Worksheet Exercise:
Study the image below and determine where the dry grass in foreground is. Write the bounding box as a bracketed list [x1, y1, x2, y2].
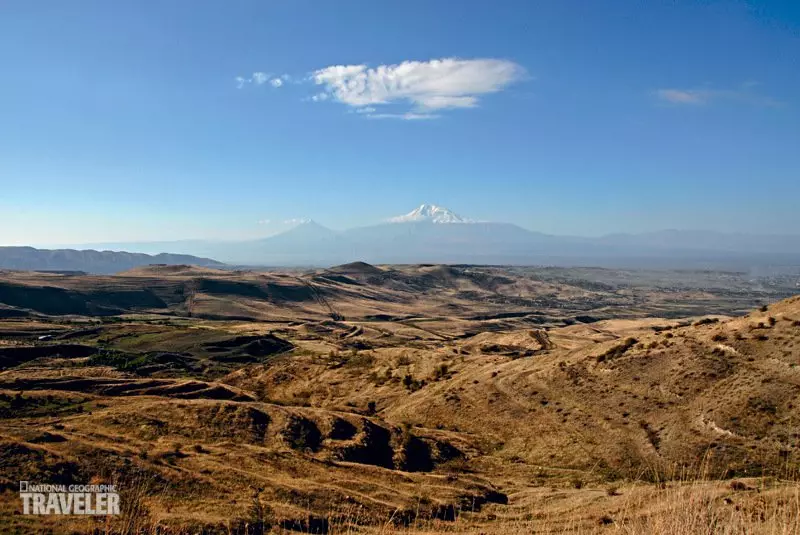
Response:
[19, 476, 794, 535]
[279, 479, 799, 535]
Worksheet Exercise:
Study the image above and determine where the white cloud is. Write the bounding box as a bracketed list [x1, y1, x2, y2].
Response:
[270, 78, 284, 88]
[236, 72, 272, 87]
[283, 217, 311, 225]
[656, 89, 707, 105]
[655, 85, 780, 107]
[257, 219, 271, 225]
[252, 72, 270, 85]
[310, 92, 329, 102]
[311, 58, 524, 117]
[416, 95, 477, 109]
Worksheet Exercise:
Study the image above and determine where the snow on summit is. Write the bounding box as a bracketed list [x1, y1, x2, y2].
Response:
[387, 204, 473, 224]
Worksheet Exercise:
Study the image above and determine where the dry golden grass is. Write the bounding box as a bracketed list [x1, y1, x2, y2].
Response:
[0, 268, 798, 533]
[16, 477, 796, 534]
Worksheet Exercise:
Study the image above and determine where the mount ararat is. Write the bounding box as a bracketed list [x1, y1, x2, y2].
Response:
[60, 204, 800, 271]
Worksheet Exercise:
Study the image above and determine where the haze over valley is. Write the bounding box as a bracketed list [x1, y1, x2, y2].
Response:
[37, 204, 800, 272]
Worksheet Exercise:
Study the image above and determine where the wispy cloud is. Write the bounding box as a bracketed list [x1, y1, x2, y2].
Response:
[311, 58, 525, 119]
[236, 72, 289, 89]
[367, 112, 440, 121]
[654, 84, 780, 107]
[656, 89, 707, 105]
[255, 217, 310, 229]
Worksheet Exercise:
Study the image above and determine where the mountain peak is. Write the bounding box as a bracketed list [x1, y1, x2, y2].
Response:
[388, 204, 472, 224]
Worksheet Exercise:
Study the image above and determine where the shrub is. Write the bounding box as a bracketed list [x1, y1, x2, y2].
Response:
[694, 318, 719, 326]
[432, 363, 449, 381]
[344, 352, 375, 369]
[597, 338, 638, 362]
[402, 374, 424, 391]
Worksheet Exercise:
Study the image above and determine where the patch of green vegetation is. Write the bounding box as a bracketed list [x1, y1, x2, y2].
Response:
[86, 349, 204, 378]
[86, 350, 157, 372]
[110, 330, 174, 349]
[0, 392, 90, 418]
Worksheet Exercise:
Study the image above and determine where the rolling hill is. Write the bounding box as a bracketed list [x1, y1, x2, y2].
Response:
[0, 264, 798, 533]
[0, 246, 225, 275]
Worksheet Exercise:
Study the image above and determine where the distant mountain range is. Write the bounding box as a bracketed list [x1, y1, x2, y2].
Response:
[0, 247, 224, 275]
[46, 204, 800, 271]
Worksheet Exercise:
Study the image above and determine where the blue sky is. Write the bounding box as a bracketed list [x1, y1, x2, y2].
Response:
[1, 0, 799, 245]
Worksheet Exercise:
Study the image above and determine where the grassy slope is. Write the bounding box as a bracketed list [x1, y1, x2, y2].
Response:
[0, 268, 797, 533]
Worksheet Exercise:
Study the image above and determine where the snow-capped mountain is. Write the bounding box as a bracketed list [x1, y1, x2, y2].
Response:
[387, 204, 473, 224]
[73, 204, 800, 269]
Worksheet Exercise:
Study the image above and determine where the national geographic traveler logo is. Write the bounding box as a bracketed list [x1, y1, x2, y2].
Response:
[19, 481, 120, 515]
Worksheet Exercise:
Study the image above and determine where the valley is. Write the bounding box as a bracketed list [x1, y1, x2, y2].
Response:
[0, 262, 799, 533]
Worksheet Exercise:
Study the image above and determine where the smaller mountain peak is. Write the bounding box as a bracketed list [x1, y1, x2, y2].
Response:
[283, 218, 333, 231]
[388, 204, 472, 224]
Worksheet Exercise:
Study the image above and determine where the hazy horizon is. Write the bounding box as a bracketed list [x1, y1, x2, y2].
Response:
[8, 202, 800, 250]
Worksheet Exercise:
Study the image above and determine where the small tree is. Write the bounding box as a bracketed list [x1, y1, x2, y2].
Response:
[247, 487, 273, 535]
[432, 363, 449, 381]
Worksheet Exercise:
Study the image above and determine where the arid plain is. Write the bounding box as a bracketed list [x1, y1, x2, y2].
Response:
[1, 262, 799, 534]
